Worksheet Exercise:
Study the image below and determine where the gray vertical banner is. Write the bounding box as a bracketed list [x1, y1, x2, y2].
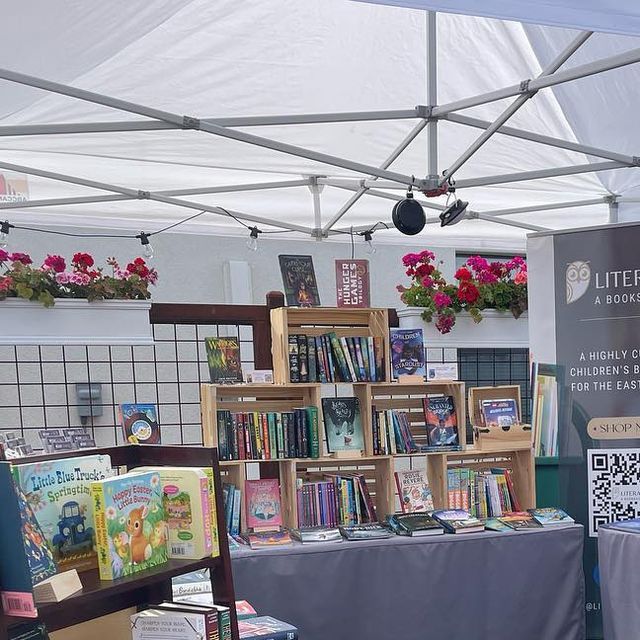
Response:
[549, 223, 640, 638]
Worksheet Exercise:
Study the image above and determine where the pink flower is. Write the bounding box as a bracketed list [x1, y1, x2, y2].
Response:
[421, 276, 434, 288]
[435, 313, 455, 334]
[402, 253, 421, 267]
[55, 272, 72, 285]
[477, 271, 498, 284]
[418, 250, 435, 261]
[70, 273, 90, 285]
[433, 291, 452, 309]
[514, 270, 528, 285]
[466, 256, 489, 272]
[0, 248, 9, 262]
[506, 256, 526, 271]
[42, 254, 66, 273]
[9, 252, 32, 265]
[0, 275, 12, 291]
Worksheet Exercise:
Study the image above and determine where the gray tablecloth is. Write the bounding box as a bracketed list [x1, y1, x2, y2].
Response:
[232, 525, 585, 640]
[599, 526, 640, 640]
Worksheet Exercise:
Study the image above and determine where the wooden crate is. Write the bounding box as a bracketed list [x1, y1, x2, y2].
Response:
[426, 446, 535, 510]
[468, 384, 532, 450]
[200, 382, 322, 450]
[270, 307, 390, 384]
[289, 456, 395, 528]
[355, 381, 466, 455]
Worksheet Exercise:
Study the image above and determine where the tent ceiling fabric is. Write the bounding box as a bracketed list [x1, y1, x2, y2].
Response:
[0, 0, 639, 249]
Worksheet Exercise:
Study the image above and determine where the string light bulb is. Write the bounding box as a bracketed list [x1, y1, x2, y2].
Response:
[246, 226, 262, 252]
[0, 220, 12, 249]
[137, 231, 154, 258]
[362, 229, 376, 255]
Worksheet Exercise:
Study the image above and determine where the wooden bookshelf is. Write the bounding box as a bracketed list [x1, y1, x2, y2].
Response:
[426, 445, 536, 510]
[201, 382, 322, 448]
[354, 381, 467, 455]
[270, 306, 390, 384]
[0, 445, 239, 639]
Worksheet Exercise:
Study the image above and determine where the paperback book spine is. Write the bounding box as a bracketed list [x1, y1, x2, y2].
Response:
[306, 406, 320, 459]
[288, 334, 300, 383]
[340, 337, 358, 382]
[315, 336, 328, 383]
[90, 482, 112, 581]
[297, 335, 309, 383]
[307, 336, 318, 383]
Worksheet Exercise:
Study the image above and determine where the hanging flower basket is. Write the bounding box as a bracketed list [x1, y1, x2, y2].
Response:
[0, 298, 153, 345]
[0, 250, 156, 345]
[397, 307, 529, 349]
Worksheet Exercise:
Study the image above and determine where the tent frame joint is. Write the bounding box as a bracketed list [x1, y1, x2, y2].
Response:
[137, 190, 151, 200]
[182, 115, 201, 130]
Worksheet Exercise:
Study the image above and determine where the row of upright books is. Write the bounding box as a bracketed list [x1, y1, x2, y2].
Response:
[288, 332, 385, 383]
[372, 409, 417, 455]
[447, 467, 520, 518]
[216, 408, 320, 461]
[296, 473, 377, 529]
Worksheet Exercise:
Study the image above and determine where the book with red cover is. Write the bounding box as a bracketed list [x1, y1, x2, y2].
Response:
[335, 259, 370, 308]
[244, 479, 282, 532]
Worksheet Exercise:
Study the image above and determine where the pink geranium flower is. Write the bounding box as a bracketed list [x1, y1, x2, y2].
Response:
[433, 291, 452, 309]
[42, 254, 66, 273]
[514, 270, 528, 285]
[9, 252, 32, 265]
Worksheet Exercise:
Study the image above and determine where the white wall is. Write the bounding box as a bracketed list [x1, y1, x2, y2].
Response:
[7, 226, 458, 307]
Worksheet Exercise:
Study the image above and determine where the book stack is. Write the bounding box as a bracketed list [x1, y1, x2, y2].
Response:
[288, 332, 384, 383]
[386, 512, 444, 537]
[297, 473, 377, 528]
[372, 409, 417, 454]
[223, 483, 242, 537]
[447, 467, 520, 518]
[216, 407, 320, 460]
[432, 509, 485, 534]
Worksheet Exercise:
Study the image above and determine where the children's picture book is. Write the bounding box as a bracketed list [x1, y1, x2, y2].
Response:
[321, 397, 364, 453]
[528, 507, 575, 528]
[278, 255, 320, 307]
[12, 454, 113, 572]
[423, 395, 459, 447]
[483, 518, 512, 532]
[244, 479, 282, 532]
[498, 512, 542, 530]
[91, 470, 168, 580]
[394, 469, 434, 513]
[389, 328, 425, 379]
[480, 398, 520, 430]
[134, 467, 213, 559]
[119, 404, 161, 445]
[0, 462, 57, 619]
[431, 509, 485, 534]
[335, 259, 370, 308]
[387, 513, 444, 537]
[244, 529, 292, 549]
[205, 336, 243, 384]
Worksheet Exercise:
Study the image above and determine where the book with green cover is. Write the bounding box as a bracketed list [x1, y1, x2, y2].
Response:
[205, 336, 243, 384]
[306, 406, 321, 459]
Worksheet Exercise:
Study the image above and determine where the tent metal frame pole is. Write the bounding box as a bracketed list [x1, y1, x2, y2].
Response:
[0, 159, 310, 233]
[331, 183, 446, 211]
[0, 179, 313, 211]
[474, 213, 550, 232]
[481, 197, 607, 217]
[0, 109, 425, 137]
[309, 176, 324, 239]
[608, 198, 619, 223]
[0, 67, 424, 188]
[426, 11, 438, 179]
[441, 31, 592, 184]
[433, 46, 640, 117]
[445, 113, 637, 165]
[454, 161, 628, 188]
[320, 119, 428, 233]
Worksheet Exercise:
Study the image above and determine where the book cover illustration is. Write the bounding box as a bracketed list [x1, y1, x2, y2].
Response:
[529, 507, 574, 527]
[483, 518, 512, 532]
[389, 328, 425, 378]
[238, 615, 298, 639]
[245, 529, 292, 549]
[498, 512, 542, 530]
[134, 467, 213, 559]
[321, 397, 364, 453]
[335, 259, 370, 308]
[432, 509, 484, 532]
[394, 469, 434, 513]
[120, 404, 161, 445]
[480, 398, 520, 430]
[423, 396, 459, 447]
[278, 255, 320, 307]
[205, 336, 243, 384]
[13, 455, 113, 572]
[245, 479, 282, 531]
[91, 471, 167, 580]
[391, 513, 443, 535]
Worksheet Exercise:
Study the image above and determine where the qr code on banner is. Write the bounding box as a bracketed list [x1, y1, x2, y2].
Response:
[588, 449, 640, 537]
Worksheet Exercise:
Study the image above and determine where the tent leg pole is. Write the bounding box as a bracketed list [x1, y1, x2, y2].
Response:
[608, 196, 620, 223]
[310, 177, 324, 240]
[426, 10, 438, 180]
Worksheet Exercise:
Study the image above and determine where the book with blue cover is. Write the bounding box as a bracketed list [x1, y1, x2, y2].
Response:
[528, 507, 574, 528]
[239, 616, 298, 639]
[389, 328, 425, 379]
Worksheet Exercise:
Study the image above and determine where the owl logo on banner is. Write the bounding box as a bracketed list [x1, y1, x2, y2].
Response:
[566, 260, 591, 304]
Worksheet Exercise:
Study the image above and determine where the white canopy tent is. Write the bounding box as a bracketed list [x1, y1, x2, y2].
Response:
[1, 0, 639, 251]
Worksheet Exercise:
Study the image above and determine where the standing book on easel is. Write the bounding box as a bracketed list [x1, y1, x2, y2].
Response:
[205, 336, 243, 384]
[243, 479, 291, 548]
[322, 397, 364, 454]
[278, 255, 320, 307]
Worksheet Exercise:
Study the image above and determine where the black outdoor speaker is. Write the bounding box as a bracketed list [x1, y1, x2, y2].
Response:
[392, 192, 426, 235]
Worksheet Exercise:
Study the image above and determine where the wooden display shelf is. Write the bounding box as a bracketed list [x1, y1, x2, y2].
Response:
[426, 446, 536, 511]
[201, 382, 322, 448]
[354, 381, 467, 455]
[282, 456, 395, 529]
[1, 445, 239, 639]
[270, 306, 390, 384]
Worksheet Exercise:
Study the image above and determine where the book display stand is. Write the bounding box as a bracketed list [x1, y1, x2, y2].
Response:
[200, 307, 537, 531]
[0, 445, 239, 640]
